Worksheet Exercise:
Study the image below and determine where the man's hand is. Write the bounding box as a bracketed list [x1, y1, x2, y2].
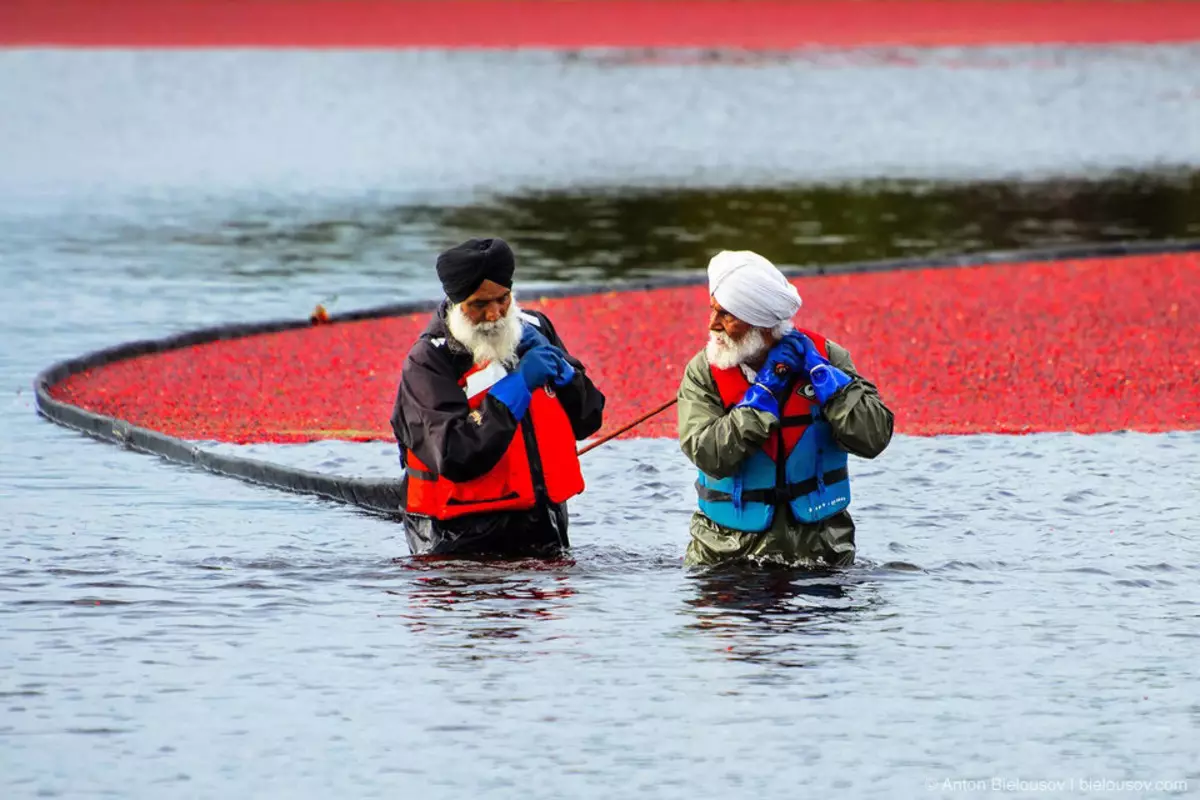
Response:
[515, 345, 561, 390]
[734, 335, 805, 418]
[790, 333, 852, 404]
[489, 343, 563, 420]
[755, 334, 807, 399]
[791, 332, 832, 374]
[549, 351, 576, 387]
[518, 323, 575, 388]
[518, 323, 550, 356]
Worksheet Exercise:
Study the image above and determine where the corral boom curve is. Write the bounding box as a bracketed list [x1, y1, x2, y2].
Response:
[34, 239, 1200, 517]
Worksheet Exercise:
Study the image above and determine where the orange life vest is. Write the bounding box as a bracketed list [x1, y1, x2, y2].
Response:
[405, 361, 585, 519]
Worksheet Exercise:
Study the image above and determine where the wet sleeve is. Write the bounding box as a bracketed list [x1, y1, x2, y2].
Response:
[390, 342, 522, 482]
[821, 341, 895, 459]
[537, 313, 606, 440]
[677, 352, 776, 479]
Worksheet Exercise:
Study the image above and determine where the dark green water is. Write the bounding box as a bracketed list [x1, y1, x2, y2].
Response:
[421, 169, 1200, 279]
[169, 169, 1200, 289]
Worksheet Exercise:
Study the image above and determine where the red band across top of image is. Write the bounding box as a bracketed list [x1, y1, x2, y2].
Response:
[48, 253, 1200, 443]
[3, 1, 1200, 49]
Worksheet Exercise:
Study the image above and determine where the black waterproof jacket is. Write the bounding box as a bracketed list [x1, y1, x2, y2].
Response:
[390, 302, 606, 558]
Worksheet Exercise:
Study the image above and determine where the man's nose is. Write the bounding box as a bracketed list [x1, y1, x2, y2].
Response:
[485, 304, 503, 322]
[708, 310, 723, 331]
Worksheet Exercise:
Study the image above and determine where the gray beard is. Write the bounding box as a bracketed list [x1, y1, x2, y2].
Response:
[705, 328, 768, 371]
[446, 299, 523, 367]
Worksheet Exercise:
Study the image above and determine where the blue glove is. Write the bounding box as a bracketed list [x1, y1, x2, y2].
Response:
[550, 351, 576, 387]
[518, 322, 550, 356]
[519, 324, 576, 388]
[792, 333, 852, 404]
[755, 334, 808, 398]
[794, 333, 831, 373]
[488, 345, 560, 420]
[733, 335, 806, 417]
[515, 345, 560, 390]
[810, 363, 852, 405]
[734, 382, 781, 418]
[489, 373, 532, 420]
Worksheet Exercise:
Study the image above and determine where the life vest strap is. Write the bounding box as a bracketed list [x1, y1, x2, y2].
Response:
[780, 413, 814, 427]
[695, 466, 849, 506]
[407, 466, 437, 481]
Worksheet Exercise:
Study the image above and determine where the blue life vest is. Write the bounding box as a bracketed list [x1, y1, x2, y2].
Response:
[695, 331, 851, 532]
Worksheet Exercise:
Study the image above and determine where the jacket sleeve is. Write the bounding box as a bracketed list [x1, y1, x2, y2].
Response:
[822, 341, 895, 459]
[677, 351, 776, 479]
[534, 312, 606, 440]
[390, 340, 521, 483]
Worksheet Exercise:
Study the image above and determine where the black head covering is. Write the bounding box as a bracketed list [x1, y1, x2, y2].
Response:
[435, 237, 516, 303]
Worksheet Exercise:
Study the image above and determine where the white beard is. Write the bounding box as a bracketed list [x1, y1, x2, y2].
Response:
[705, 328, 770, 370]
[446, 298, 523, 367]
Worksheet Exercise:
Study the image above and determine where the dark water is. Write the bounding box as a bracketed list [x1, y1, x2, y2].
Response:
[117, 170, 1200, 285]
[4, 47, 1200, 798]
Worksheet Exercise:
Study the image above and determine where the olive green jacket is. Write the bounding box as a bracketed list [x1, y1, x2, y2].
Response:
[677, 342, 894, 567]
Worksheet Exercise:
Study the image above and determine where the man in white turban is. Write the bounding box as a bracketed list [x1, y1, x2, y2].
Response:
[675, 249, 895, 567]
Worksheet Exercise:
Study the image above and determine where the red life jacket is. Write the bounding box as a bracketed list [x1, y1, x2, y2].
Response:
[405, 361, 585, 519]
[709, 329, 831, 460]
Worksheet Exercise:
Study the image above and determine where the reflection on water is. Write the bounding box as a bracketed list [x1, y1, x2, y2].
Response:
[386, 558, 577, 645]
[101, 169, 1200, 286]
[683, 565, 882, 670]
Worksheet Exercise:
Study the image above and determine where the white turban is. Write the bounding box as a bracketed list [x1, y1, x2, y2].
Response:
[707, 250, 802, 328]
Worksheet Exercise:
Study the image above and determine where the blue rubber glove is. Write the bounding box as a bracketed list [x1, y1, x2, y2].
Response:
[519, 323, 576, 388]
[489, 373, 532, 420]
[792, 333, 852, 404]
[810, 363, 852, 405]
[518, 323, 576, 386]
[515, 345, 561, 390]
[734, 382, 781, 417]
[550, 351, 576, 387]
[517, 322, 550, 356]
[756, 334, 808, 397]
[793, 333, 831, 373]
[488, 345, 560, 420]
[733, 335, 806, 417]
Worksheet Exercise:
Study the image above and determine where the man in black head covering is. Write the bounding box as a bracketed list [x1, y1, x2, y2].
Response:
[390, 237, 606, 558]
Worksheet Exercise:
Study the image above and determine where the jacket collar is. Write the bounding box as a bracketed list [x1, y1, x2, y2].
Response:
[423, 299, 473, 357]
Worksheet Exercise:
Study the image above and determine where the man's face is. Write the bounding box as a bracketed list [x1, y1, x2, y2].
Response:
[709, 297, 753, 341]
[460, 280, 513, 326]
[705, 296, 777, 369]
[447, 280, 522, 367]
